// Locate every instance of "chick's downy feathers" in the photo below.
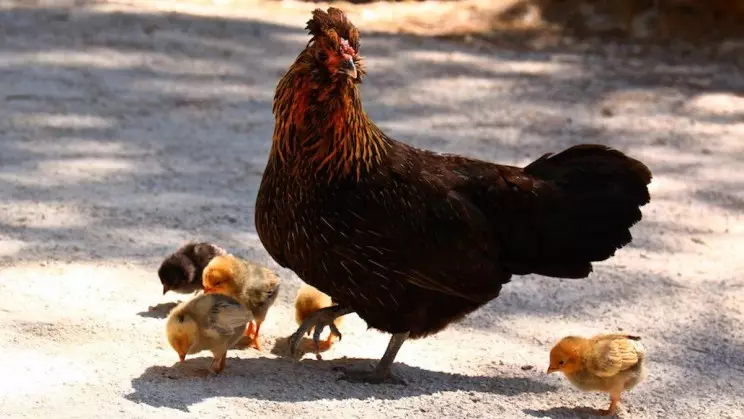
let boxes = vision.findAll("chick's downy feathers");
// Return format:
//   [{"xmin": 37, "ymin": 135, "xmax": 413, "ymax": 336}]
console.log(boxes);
[
  {"xmin": 202, "ymin": 254, "xmax": 281, "ymax": 351},
  {"xmin": 158, "ymin": 241, "xmax": 227, "ymax": 295},
  {"xmin": 165, "ymin": 293, "xmax": 251, "ymax": 373},
  {"xmin": 548, "ymin": 334, "xmax": 647, "ymax": 415}
]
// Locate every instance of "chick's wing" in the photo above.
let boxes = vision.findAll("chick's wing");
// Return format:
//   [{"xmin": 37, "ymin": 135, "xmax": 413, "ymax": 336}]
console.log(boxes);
[
  {"xmin": 588, "ymin": 337, "xmax": 641, "ymax": 377},
  {"xmin": 206, "ymin": 298, "xmax": 251, "ymax": 337}
]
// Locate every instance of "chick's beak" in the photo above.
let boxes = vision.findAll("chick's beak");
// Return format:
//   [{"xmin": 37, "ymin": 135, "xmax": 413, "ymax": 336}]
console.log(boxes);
[
  {"xmin": 339, "ymin": 56, "xmax": 357, "ymax": 79},
  {"xmin": 547, "ymin": 366, "xmax": 558, "ymax": 374},
  {"xmin": 178, "ymin": 353, "xmax": 186, "ymax": 362}
]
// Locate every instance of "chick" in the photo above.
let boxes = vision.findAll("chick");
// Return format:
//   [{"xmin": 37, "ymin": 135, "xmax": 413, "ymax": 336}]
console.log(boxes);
[
  {"xmin": 158, "ymin": 241, "xmax": 227, "ymax": 295},
  {"xmin": 548, "ymin": 334, "xmax": 647, "ymax": 416},
  {"xmin": 202, "ymin": 254, "xmax": 281, "ymax": 351},
  {"xmin": 165, "ymin": 293, "xmax": 252, "ymax": 373},
  {"xmin": 294, "ymin": 283, "xmax": 344, "ymax": 357}
]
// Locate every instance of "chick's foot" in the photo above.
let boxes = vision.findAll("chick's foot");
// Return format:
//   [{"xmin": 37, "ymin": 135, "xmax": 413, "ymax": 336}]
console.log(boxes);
[
  {"xmin": 599, "ymin": 394, "xmax": 620, "ymax": 416},
  {"xmin": 250, "ymin": 321, "xmax": 263, "ymax": 351}
]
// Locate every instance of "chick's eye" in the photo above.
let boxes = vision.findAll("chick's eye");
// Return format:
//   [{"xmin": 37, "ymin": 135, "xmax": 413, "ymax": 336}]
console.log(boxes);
[
  {"xmin": 317, "ymin": 51, "xmax": 328, "ymax": 62},
  {"xmin": 558, "ymin": 360, "xmax": 565, "ymax": 366}
]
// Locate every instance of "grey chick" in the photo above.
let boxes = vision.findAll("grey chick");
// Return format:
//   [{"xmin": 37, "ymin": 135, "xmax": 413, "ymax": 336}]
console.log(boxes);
[
  {"xmin": 158, "ymin": 241, "xmax": 227, "ymax": 295},
  {"xmin": 165, "ymin": 293, "xmax": 252, "ymax": 373},
  {"xmin": 202, "ymin": 254, "xmax": 281, "ymax": 351}
]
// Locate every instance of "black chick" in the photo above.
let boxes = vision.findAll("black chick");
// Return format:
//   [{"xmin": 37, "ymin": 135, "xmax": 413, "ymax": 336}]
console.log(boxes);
[{"xmin": 158, "ymin": 242, "xmax": 227, "ymax": 295}]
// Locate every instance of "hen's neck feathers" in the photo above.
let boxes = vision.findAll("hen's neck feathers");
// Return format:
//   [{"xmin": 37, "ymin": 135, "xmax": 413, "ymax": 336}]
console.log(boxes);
[{"xmin": 271, "ymin": 55, "xmax": 390, "ymax": 180}]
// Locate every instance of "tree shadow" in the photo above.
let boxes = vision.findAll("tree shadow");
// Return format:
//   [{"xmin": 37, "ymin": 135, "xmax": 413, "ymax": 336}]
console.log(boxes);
[
  {"xmin": 1, "ymin": 2, "xmax": 740, "ymax": 269},
  {"xmin": 125, "ymin": 356, "xmax": 558, "ymax": 411}
]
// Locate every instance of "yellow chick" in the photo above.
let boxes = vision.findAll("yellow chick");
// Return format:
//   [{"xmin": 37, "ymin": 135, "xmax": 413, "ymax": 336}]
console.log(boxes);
[
  {"xmin": 202, "ymin": 254, "xmax": 281, "ymax": 351},
  {"xmin": 165, "ymin": 293, "xmax": 252, "ymax": 374},
  {"xmin": 548, "ymin": 334, "xmax": 647, "ymax": 416},
  {"xmin": 294, "ymin": 283, "xmax": 344, "ymax": 356}
]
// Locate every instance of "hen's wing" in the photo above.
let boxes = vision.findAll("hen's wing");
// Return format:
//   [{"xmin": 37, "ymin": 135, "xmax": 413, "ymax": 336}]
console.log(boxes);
[
  {"xmin": 587, "ymin": 335, "xmax": 643, "ymax": 377},
  {"xmin": 314, "ymin": 149, "xmax": 510, "ymax": 303}
]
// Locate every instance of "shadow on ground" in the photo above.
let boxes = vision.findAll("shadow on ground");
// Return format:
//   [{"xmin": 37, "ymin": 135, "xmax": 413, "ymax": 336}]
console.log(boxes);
[
  {"xmin": 126, "ymin": 356, "xmax": 557, "ymax": 410},
  {"xmin": 137, "ymin": 302, "xmax": 181, "ymax": 319}
]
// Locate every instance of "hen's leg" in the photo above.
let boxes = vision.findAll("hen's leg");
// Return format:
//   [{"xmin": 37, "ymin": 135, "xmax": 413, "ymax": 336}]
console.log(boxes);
[
  {"xmin": 600, "ymin": 392, "xmax": 621, "ymax": 416},
  {"xmin": 250, "ymin": 320, "xmax": 263, "ymax": 351},
  {"xmin": 289, "ymin": 305, "xmax": 352, "ymax": 357},
  {"xmin": 336, "ymin": 332, "xmax": 409, "ymax": 385}
]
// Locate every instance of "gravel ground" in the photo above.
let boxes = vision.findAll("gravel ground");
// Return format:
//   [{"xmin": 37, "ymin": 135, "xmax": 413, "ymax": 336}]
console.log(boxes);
[{"xmin": 0, "ymin": 1, "xmax": 743, "ymax": 418}]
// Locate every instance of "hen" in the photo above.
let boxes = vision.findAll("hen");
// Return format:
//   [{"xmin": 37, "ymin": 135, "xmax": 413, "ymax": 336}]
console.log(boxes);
[{"xmin": 255, "ymin": 7, "xmax": 652, "ymax": 384}]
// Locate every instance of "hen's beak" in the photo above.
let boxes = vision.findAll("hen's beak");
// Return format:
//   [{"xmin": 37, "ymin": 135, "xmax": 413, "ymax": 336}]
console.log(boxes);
[
  {"xmin": 339, "ymin": 56, "xmax": 357, "ymax": 79},
  {"xmin": 162, "ymin": 284, "xmax": 170, "ymax": 295},
  {"xmin": 547, "ymin": 366, "xmax": 558, "ymax": 374},
  {"xmin": 203, "ymin": 287, "xmax": 215, "ymax": 294},
  {"xmin": 178, "ymin": 353, "xmax": 186, "ymax": 362}
]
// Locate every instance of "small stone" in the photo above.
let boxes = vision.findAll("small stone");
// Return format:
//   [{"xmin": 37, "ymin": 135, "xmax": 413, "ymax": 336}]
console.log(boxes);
[
  {"xmin": 600, "ymin": 107, "xmax": 614, "ymax": 117},
  {"xmin": 521, "ymin": 365, "xmax": 534, "ymax": 371}
]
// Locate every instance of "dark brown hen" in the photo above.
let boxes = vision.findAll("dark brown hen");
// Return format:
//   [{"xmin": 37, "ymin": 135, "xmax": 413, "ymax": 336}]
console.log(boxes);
[{"xmin": 255, "ymin": 7, "xmax": 652, "ymax": 384}]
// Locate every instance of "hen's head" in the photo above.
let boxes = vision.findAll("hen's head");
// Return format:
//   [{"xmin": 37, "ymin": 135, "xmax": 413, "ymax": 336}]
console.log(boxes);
[{"xmin": 295, "ymin": 8, "xmax": 364, "ymax": 85}]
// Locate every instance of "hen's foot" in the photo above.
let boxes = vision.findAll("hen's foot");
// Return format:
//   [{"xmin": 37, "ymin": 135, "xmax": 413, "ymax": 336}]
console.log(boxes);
[{"xmin": 289, "ymin": 305, "xmax": 351, "ymax": 357}]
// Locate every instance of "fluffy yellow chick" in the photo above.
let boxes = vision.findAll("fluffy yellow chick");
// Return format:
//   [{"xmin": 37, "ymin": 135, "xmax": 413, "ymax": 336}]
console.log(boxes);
[
  {"xmin": 202, "ymin": 254, "xmax": 281, "ymax": 351},
  {"xmin": 548, "ymin": 334, "xmax": 647, "ymax": 416},
  {"xmin": 294, "ymin": 283, "xmax": 344, "ymax": 355},
  {"xmin": 165, "ymin": 293, "xmax": 252, "ymax": 374}
]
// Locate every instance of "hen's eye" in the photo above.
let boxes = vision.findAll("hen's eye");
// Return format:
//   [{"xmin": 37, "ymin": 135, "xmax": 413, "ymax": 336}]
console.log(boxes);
[
  {"xmin": 317, "ymin": 51, "xmax": 328, "ymax": 62},
  {"xmin": 558, "ymin": 360, "xmax": 565, "ymax": 366}
]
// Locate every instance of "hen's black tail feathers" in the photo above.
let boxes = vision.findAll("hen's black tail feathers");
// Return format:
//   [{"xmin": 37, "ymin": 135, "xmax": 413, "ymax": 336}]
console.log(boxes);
[{"xmin": 508, "ymin": 144, "xmax": 651, "ymax": 279}]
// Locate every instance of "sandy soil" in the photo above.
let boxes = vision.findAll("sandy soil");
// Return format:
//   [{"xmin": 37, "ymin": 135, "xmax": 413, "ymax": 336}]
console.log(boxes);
[{"xmin": 1, "ymin": 1, "xmax": 743, "ymax": 418}]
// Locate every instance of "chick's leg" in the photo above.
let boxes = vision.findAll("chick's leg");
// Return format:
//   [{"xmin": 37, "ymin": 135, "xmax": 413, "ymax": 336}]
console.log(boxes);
[
  {"xmin": 600, "ymin": 392, "xmax": 621, "ymax": 416},
  {"xmin": 244, "ymin": 321, "xmax": 256, "ymax": 338},
  {"xmin": 336, "ymin": 332, "xmax": 409, "ymax": 385},
  {"xmin": 250, "ymin": 320, "xmax": 263, "ymax": 351},
  {"xmin": 210, "ymin": 352, "xmax": 227, "ymax": 374},
  {"xmin": 289, "ymin": 305, "xmax": 352, "ymax": 357}
]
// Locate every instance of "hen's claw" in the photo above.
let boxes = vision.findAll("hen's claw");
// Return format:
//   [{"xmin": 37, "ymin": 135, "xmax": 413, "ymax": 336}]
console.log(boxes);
[
  {"xmin": 288, "ymin": 305, "xmax": 351, "ymax": 357},
  {"xmin": 313, "ymin": 321, "xmax": 342, "ymax": 353}
]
